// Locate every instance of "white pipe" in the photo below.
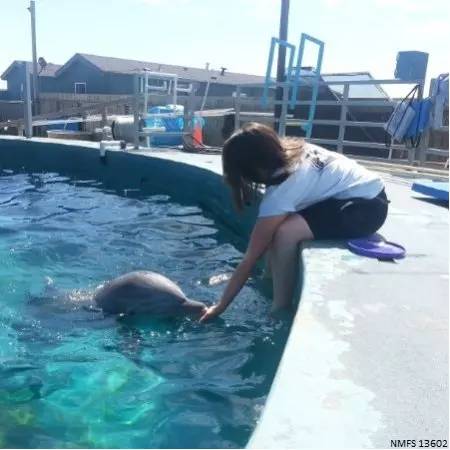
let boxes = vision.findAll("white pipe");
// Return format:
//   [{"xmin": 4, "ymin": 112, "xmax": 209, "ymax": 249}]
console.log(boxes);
[
  {"xmin": 200, "ymin": 78, "xmax": 211, "ymax": 112},
  {"xmin": 177, "ymin": 85, "xmax": 193, "ymax": 94},
  {"xmin": 142, "ymin": 71, "xmax": 180, "ymax": 110},
  {"xmin": 145, "ymin": 84, "xmax": 168, "ymax": 92},
  {"xmin": 173, "ymin": 77, "xmax": 178, "ymax": 109},
  {"xmin": 144, "ymin": 71, "xmax": 179, "ymax": 79}
]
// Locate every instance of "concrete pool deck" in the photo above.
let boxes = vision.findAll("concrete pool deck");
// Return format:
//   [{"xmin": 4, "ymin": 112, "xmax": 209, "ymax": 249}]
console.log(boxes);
[{"xmin": 0, "ymin": 136, "xmax": 449, "ymax": 449}]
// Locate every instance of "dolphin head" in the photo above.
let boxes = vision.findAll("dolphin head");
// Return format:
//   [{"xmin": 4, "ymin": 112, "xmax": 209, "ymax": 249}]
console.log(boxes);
[
  {"xmin": 114, "ymin": 296, "xmax": 207, "ymax": 319},
  {"xmin": 181, "ymin": 298, "xmax": 208, "ymax": 318},
  {"xmin": 92, "ymin": 272, "xmax": 208, "ymax": 319}
]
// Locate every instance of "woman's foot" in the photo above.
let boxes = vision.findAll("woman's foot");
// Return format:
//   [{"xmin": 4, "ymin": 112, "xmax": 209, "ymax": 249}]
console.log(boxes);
[{"xmin": 268, "ymin": 305, "xmax": 294, "ymax": 321}]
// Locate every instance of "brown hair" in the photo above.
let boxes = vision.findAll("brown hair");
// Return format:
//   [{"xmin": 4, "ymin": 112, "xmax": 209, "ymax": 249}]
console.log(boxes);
[{"xmin": 222, "ymin": 122, "xmax": 304, "ymax": 212}]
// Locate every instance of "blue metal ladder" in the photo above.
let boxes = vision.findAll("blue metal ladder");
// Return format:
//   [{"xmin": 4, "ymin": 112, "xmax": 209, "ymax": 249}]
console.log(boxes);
[
  {"xmin": 290, "ymin": 33, "xmax": 325, "ymax": 139},
  {"xmin": 262, "ymin": 33, "xmax": 325, "ymax": 139}
]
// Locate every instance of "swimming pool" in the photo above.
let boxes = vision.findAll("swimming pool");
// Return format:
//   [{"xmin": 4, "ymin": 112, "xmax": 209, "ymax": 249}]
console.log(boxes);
[{"xmin": 0, "ymin": 168, "xmax": 290, "ymax": 449}]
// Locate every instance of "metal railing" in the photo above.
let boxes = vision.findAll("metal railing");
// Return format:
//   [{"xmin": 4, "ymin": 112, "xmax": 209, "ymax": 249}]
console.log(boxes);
[
  {"xmin": 235, "ymin": 77, "xmax": 449, "ymax": 169},
  {"xmin": 132, "ymin": 72, "xmax": 240, "ymax": 149},
  {"xmin": 132, "ymin": 72, "xmax": 200, "ymax": 149},
  {"xmin": 232, "ymin": 76, "xmax": 450, "ymax": 166},
  {"xmin": 1, "ymin": 64, "xmax": 447, "ymax": 168}
]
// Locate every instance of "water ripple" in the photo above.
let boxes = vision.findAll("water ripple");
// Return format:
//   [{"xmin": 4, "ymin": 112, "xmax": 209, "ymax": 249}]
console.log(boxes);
[{"xmin": 0, "ymin": 170, "xmax": 289, "ymax": 449}]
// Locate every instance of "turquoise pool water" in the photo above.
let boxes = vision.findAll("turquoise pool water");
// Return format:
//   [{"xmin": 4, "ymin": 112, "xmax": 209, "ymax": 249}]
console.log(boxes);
[{"xmin": 0, "ymin": 169, "xmax": 289, "ymax": 449}]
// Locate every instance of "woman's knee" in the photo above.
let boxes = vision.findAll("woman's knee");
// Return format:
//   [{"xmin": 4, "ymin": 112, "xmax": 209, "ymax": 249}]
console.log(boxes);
[{"xmin": 273, "ymin": 214, "xmax": 314, "ymax": 246}]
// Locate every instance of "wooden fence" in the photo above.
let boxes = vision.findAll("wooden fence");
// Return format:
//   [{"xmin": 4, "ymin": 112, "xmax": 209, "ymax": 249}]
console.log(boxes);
[
  {"xmin": 0, "ymin": 101, "xmax": 24, "ymax": 122},
  {"xmin": 0, "ymin": 92, "xmax": 448, "ymax": 156},
  {"xmin": 0, "ymin": 92, "xmax": 269, "ymax": 123}
]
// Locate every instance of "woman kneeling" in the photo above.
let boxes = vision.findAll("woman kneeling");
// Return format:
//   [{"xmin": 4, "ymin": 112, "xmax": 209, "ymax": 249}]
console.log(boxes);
[{"xmin": 199, "ymin": 122, "xmax": 389, "ymax": 322}]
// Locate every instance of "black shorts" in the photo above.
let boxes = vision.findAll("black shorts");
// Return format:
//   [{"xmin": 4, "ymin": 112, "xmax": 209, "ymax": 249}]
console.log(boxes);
[{"xmin": 299, "ymin": 188, "xmax": 389, "ymax": 240}]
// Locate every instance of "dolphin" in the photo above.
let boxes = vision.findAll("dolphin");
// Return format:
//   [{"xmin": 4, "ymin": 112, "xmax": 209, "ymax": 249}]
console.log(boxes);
[
  {"xmin": 7, "ymin": 271, "xmax": 207, "ymax": 378},
  {"xmin": 92, "ymin": 271, "xmax": 207, "ymax": 319},
  {"xmin": 27, "ymin": 271, "xmax": 207, "ymax": 320}
]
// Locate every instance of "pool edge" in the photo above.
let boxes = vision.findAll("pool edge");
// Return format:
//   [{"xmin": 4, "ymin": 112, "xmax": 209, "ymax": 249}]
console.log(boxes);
[{"xmin": 1, "ymin": 136, "xmax": 448, "ymax": 449}]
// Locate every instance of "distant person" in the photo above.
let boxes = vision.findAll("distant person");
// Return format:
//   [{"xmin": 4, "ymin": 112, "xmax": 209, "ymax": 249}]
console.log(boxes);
[{"xmin": 199, "ymin": 122, "xmax": 388, "ymax": 322}]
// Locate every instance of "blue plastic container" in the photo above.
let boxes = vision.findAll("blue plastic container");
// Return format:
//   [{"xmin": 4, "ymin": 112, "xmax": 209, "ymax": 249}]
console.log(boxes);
[
  {"xmin": 404, "ymin": 99, "xmax": 431, "ymax": 139},
  {"xmin": 46, "ymin": 118, "xmax": 79, "ymax": 132},
  {"xmin": 145, "ymin": 105, "xmax": 205, "ymax": 146},
  {"xmin": 394, "ymin": 51, "xmax": 429, "ymax": 81}
]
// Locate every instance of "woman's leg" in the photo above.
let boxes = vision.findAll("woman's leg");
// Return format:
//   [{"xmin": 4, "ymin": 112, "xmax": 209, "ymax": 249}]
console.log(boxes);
[
  {"xmin": 262, "ymin": 248, "xmax": 273, "ymax": 279},
  {"xmin": 270, "ymin": 214, "xmax": 314, "ymax": 312},
  {"xmin": 267, "ymin": 192, "xmax": 388, "ymax": 313}
]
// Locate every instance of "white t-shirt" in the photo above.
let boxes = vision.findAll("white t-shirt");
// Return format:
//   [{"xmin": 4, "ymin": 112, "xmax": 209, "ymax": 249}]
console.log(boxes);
[{"xmin": 258, "ymin": 144, "xmax": 385, "ymax": 218}]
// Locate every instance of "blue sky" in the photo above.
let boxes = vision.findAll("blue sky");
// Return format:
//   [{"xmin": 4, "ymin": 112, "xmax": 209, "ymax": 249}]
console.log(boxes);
[{"xmin": 1, "ymin": 0, "xmax": 448, "ymax": 95}]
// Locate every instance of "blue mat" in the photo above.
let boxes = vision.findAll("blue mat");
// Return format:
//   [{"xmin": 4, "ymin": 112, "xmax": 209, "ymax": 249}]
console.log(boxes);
[{"xmin": 411, "ymin": 179, "xmax": 449, "ymax": 201}]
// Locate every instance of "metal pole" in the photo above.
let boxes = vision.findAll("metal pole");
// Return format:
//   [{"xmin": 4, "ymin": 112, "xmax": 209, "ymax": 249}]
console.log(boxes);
[
  {"xmin": 278, "ymin": 82, "xmax": 290, "ymax": 137},
  {"xmin": 23, "ymin": 62, "xmax": 33, "ymax": 138},
  {"xmin": 337, "ymin": 83, "xmax": 349, "ymax": 153},
  {"xmin": 144, "ymin": 71, "xmax": 148, "ymax": 114},
  {"xmin": 274, "ymin": 0, "xmax": 290, "ymax": 129},
  {"xmin": 416, "ymin": 79, "xmax": 429, "ymax": 166},
  {"xmin": 234, "ymin": 85, "xmax": 242, "ymax": 131},
  {"xmin": 133, "ymin": 74, "xmax": 141, "ymax": 149},
  {"xmin": 28, "ymin": 0, "xmax": 39, "ymax": 115}
]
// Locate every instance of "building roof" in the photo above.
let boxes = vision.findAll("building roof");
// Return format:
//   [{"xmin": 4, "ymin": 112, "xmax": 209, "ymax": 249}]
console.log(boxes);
[
  {"xmin": 286, "ymin": 68, "xmax": 390, "ymax": 100},
  {"xmin": 55, "ymin": 53, "xmax": 266, "ymax": 85},
  {"xmin": 322, "ymin": 72, "xmax": 390, "ymax": 99},
  {"xmin": 1, "ymin": 61, "xmax": 62, "ymax": 80},
  {"xmin": 0, "ymin": 54, "xmax": 388, "ymax": 99}
]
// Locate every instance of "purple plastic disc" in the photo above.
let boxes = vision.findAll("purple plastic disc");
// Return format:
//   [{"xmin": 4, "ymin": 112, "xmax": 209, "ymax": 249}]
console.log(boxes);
[{"xmin": 348, "ymin": 238, "xmax": 406, "ymax": 260}]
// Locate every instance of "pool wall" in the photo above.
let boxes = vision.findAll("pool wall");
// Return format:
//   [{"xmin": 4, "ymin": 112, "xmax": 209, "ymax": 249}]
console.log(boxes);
[
  {"xmin": 1, "ymin": 136, "xmax": 448, "ymax": 449},
  {"xmin": 0, "ymin": 137, "xmax": 259, "ymax": 244}
]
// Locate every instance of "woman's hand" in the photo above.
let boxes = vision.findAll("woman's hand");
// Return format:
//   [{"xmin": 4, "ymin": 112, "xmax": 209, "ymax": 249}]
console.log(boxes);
[
  {"xmin": 199, "ymin": 215, "xmax": 289, "ymax": 324},
  {"xmin": 199, "ymin": 303, "xmax": 226, "ymax": 323}
]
